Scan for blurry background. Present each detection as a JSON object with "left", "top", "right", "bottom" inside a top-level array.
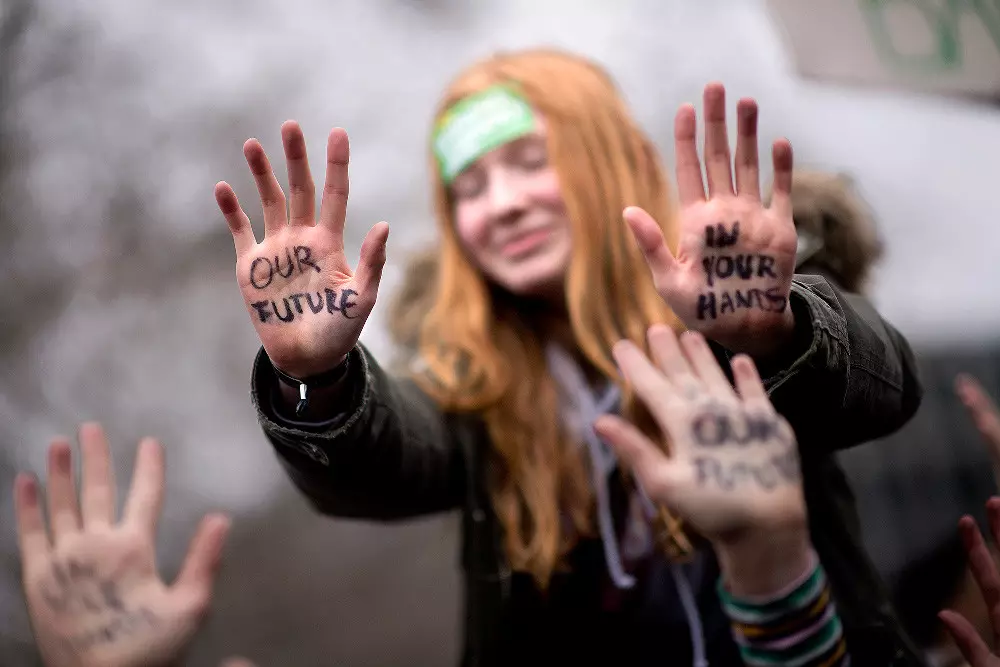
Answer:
[{"left": 1, "top": 0, "right": 998, "bottom": 664}]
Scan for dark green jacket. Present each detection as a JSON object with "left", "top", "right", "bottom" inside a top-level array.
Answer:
[{"left": 250, "top": 275, "right": 926, "bottom": 667}]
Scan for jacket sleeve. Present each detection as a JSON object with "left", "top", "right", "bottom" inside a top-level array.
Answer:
[
  {"left": 250, "top": 343, "right": 468, "bottom": 520},
  {"left": 759, "top": 275, "right": 923, "bottom": 451}
]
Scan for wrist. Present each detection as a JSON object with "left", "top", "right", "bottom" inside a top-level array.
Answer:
[
  {"left": 715, "top": 525, "right": 813, "bottom": 598},
  {"left": 272, "top": 353, "right": 348, "bottom": 382},
  {"left": 272, "top": 353, "right": 351, "bottom": 418}
]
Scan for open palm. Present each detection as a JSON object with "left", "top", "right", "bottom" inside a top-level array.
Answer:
[
  {"left": 14, "top": 423, "right": 230, "bottom": 667},
  {"left": 216, "top": 122, "right": 389, "bottom": 379},
  {"left": 595, "top": 326, "right": 805, "bottom": 542},
  {"left": 626, "top": 83, "right": 798, "bottom": 357}
]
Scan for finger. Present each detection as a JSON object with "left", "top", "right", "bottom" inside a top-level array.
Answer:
[
  {"left": 733, "top": 98, "right": 760, "bottom": 200},
  {"left": 624, "top": 207, "right": 676, "bottom": 289},
  {"left": 646, "top": 324, "right": 695, "bottom": 383},
  {"left": 679, "top": 331, "right": 735, "bottom": 396},
  {"left": 956, "top": 374, "right": 1000, "bottom": 448},
  {"left": 123, "top": 438, "right": 165, "bottom": 537},
  {"left": 214, "top": 182, "right": 257, "bottom": 256},
  {"left": 731, "top": 354, "right": 771, "bottom": 409},
  {"left": 940, "top": 609, "right": 994, "bottom": 665},
  {"left": 594, "top": 414, "right": 684, "bottom": 504},
  {"left": 79, "top": 422, "right": 116, "bottom": 528},
  {"left": 673, "top": 104, "right": 706, "bottom": 207},
  {"left": 612, "top": 340, "right": 685, "bottom": 439},
  {"left": 958, "top": 516, "right": 1000, "bottom": 614},
  {"left": 14, "top": 473, "right": 50, "bottom": 569},
  {"left": 172, "top": 513, "right": 231, "bottom": 616},
  {"left": 318, "top": 127, "right": 350, "bottom": 247},
  {"left": 281, "top": 121, "right": 316, "bottom": 226},
  {"left": 702, "top": 83, "right": 734, "bottom": 198},
  {"left": 613, "top": 339, "right": 677, "bottom": 408},
  {"left": 46, "top": 438, "right": 81, "bottom": 543},
  {"left": 352, "top": 221, "right": 390, "bottom": 295},
  {"left": 769, "top": 139, "right": 794, "bottom": 220},
  {"left": 243, "top": 139, "right": 287, "bottom": 238}
]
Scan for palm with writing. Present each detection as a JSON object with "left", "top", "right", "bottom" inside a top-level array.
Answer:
[
  {"left": 14, "top": 423, "right": 230, "bottom": 667},
  {"left": 216, "top": 122, "right": 389, "bottom": 378},
  {"left": 626, "top": 83, "right": 797, "bottom": 358},
  {"left": 595, "top": 326, "right": 805, "bottom": 544}
]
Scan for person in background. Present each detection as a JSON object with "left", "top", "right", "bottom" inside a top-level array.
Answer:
[
  {"left": 887, "top": 375, "right": 1000, "bottom": 666},
  {"left": 893, "top": 531, "right": 991, "bottom": 667},
  {"left": 216, "top": 49, "right": 923, "bottom": 665},
  {"left": 938, "top": 497, "right": 1000, "bottom": 667},
  {"left": 12, "top": 422, "right": 251, "bottom": 667},
  {"left": 933, "top": 376, "right": 1000, "bottom": 666}
]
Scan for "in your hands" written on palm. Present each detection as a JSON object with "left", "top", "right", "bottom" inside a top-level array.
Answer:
[{"left": 695, "top": 220, "right": 787, "bottom": 322}]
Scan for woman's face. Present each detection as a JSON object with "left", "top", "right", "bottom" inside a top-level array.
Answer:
[{"left": 450, "top": 115, "right": 572, "bottom": 300}]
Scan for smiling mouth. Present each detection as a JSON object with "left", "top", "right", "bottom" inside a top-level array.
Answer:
[{"left": 499, "top": 228, "right": 554, "bottom": 258}]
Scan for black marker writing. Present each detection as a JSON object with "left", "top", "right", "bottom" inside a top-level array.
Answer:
[
  {"left": 705, "top": 222, "right": 740, "bottom": 249},
  {"left": 40, "top": 557, "right": 161, "bottom": 652},
  {"left": 249, "top": 245, "right": 322, "bottom": 290},
  {"left": 693, "top": 450, "right": 800, "bottom": 491},
  {"left": 701, "top": 254, "right": 778, "bottom": 287},
  {"left": 691, "top": 412, "right": 783, "bottom": 447},
  {"left": 57, "top": 607, "right": 160, "bottom": 654},
  {"left": 252, "top": 287, "right": 358, "bottom": 324},
  {"left": 696, "top": 287, "right": 787, "bottom": 320}
]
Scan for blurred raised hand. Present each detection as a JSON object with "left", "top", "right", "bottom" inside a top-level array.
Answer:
[
  {"left": 956, "top": 374, "right": 1000, "bottom": 489},
  {"left": 940, "top": 498, "right": 1000, "bottom": 667},
  {"left": 14, "top": 423, "right": 230, "bottom": 667},
  {"left": 596, "top": 325, "right": 810, "bottom": 595}
]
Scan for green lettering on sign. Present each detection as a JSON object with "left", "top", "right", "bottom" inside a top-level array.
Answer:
[{"left": 859, "top": 0, "right": 1000, "bottom": 71}]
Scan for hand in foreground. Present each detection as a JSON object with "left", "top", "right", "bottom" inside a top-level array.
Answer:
[
  {"left": 626, "top": 83, "right": 798, "bottom": 358},
  {"left": 14, "top": 423, "right": 231, "bottom": 667},
  {"left": 595, "top": 326, "right": 810, "bottom": 594},
  {"left": 940, "top": 498, "right": 1000, "bottom": 667},
  {"left": 216, "top": 122, "right": 389, "bottom": 378}
]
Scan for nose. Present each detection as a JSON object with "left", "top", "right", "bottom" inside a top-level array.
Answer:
[{"left": 485, "top": 169, "right": 527, "bottom": 224}]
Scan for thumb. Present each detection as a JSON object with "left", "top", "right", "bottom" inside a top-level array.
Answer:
[
  {"left": 353, "top": 221, "right": 389, "bottom": 295},
  {"left": 173, "top": 513, "right": 232, "bottom": 615},
  {"left": 624, "top": 207, "right": 676, "bottom": 289},
  {"left": 595, "top": 414, "right": 684, "bottom": 506}
]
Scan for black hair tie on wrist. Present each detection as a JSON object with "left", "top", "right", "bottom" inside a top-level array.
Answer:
[{"left": 272, "top": 353, "right": 351, "bottom": 416}]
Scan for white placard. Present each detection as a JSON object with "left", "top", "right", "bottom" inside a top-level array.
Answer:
[{"left": 767, "top": 0, "right": 1000, "bottom": 96}]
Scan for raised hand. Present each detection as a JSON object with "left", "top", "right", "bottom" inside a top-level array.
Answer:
[
  {"left": 595, "top": 326, "right": 805, "bottom": 544},
  {"left": 216, "top": 122, "right": 389, "bottom": 378},
  {"left": 626, "top": 83, "right": 797, "bottom": 358},
  {"left": 957, "top": 374, "right": 1000, "bottom": 489},
  {"left": 940, "top": 498, "right": 1000, "bottom": 667},
  {"left": 14, "top": 423, "right": 230, "bottom": 667}
]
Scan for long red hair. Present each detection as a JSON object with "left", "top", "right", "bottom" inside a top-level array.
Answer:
[{"left": 411, "top": 49, "right": 684, "bottom": 587}]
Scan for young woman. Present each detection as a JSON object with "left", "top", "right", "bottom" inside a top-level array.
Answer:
[{"left": 216, "top": 49, "right": 924, "bottom": 665}]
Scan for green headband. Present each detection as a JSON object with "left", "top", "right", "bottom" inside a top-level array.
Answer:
[{"left": 433, "top": 85, "right": 537, "bottom": 184}]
